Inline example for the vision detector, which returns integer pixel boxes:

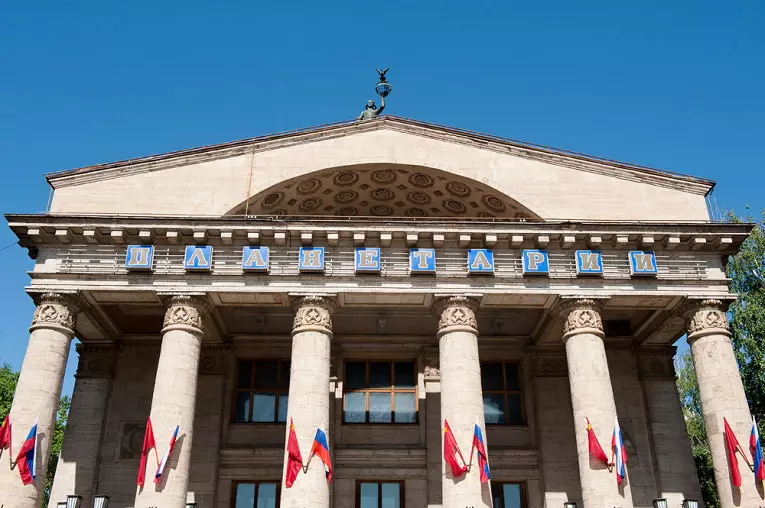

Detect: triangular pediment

[45,116,714,221]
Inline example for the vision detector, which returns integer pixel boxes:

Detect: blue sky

[0,1,763,394]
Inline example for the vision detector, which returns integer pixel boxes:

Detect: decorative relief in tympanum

[239,166,538,219]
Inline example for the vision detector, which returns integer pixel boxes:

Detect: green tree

[0,363,70,508]
[727,209,765,420]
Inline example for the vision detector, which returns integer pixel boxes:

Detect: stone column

[637,348,703,505]
[684,299,761,507]
[280,295,336,508]
[556,298,633,508]
[49,345,116,506]
[423,347,443,508]
[434,295,491,508]
[0,292,80,508]
[134,295,209,508]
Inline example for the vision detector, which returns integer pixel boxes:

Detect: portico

[1,116,758,508]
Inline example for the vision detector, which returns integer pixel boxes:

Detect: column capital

[290,294,337,336]
[29,292,82,335]
[75,344,118,379]
[681,298,731,343]
[161,294,210,335]
[433,294,480,338]
[554,297,606,341]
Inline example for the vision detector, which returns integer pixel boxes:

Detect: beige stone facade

[1,116,758,508]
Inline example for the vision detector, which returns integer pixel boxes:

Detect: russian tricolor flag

[154,424,179,483]
[472,420,491,483]
[751,416,765,481]
[16,422,37,485]
[310,426,333,484]
[611,417,627,485]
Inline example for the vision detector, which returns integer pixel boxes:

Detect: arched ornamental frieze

[225,164,542,219]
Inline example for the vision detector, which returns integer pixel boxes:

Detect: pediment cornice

[45,116,715,195]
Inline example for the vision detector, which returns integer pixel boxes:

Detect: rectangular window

[234,360,290,423]
[481,362,525,425]
[233,481,280,508]
[344,361,417,424]
[357,481,403,508]
[491,482,526,508]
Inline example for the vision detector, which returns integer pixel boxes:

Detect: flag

[752,417,765,481]
[472,420,491,483]
[285,418,303,488]
[587,417,610,466]
[611,417,627,485]
[136,417,156,487]
[0,415,11,456]
[443,419,467,478]
[15,423,37,486]
[310,426,333,484]
[724,417,742,487]
[154,423,179,483]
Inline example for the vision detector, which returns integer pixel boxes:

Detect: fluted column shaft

[557,298,633,507]
[280,295,336,508]
[685,299,761,507]
[49,345,116,506]
[435,295,491,508]
[0,293,80,508]
[134,295,208,508]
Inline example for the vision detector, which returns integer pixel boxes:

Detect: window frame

[230,480,281,508]
[233,359,291,424]
[491,481,527,508]
[343,360,419,425]
[355,480,405,508]
[481,361,526,426]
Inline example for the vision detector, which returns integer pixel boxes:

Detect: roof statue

[358,67,392,120]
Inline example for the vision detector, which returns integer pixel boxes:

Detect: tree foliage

[0,362,70,508]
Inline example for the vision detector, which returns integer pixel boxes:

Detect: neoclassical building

[0,116,756,508]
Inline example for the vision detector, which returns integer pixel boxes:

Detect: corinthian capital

[291,295,337,336]
[433,295,480,338]
[161,295,210,335]
[682,299,731,343]
[555,298,605,341]
[30,292,82,335]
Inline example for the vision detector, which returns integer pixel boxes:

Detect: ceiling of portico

[228,164,541,219]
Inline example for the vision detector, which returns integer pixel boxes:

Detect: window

[481,362,525,425]
[233,481,279,508]
[491,482,526,508]
[357,481,403,508]
[234,360,290,423]
[344,361,417,424]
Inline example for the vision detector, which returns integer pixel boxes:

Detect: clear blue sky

[0,1,763,394]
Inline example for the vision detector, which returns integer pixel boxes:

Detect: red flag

[136,417,156,487]
[285,418,303,488]
[443,419,467,478]
[0,415,11,455]
[586,418,610,466]
[724,417,742,487]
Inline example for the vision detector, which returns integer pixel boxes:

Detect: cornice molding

[44,116,714,195]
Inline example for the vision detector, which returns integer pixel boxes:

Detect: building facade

[0,116,757,508]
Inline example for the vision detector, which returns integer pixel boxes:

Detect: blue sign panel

[467,249,494,274]
[242,246,269,272]
[299,247,325,272]
[575,250,603,275]
[184,245,213,271]
[629,251,658,276]
[125,245,154,271]
[410,248,436,274]
[355,247,381,273]
[522,249,549,275]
